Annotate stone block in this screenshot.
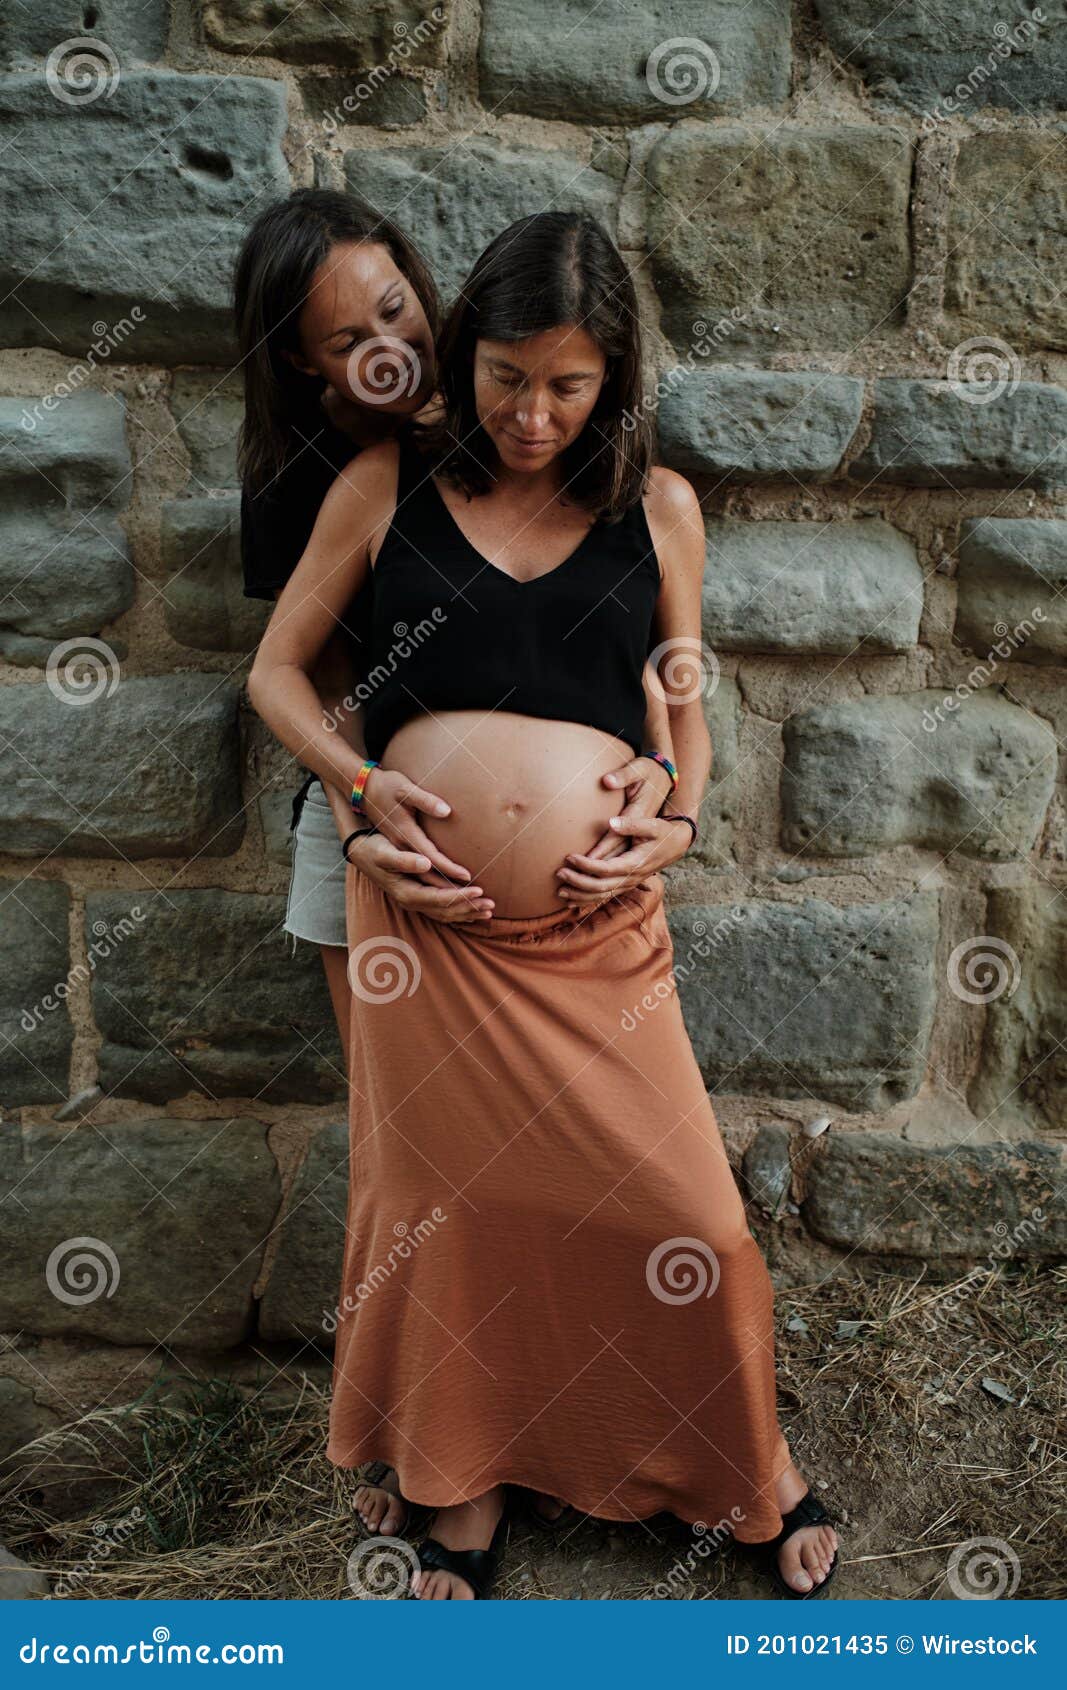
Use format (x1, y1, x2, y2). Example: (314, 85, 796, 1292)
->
(814, 1, 1067, 113)
(0, 0, 168, 64)
(88, 890, 345, 1102)
(945, 133, 1067, 350)
(646, 124, 912, 353)
(0, 72, 289, 363)
(259, 1120, 347, 1341)
(0, 1119, 279, 1347)
(803, 1131, 1066, 1257)
(970, 883, 1067, 1135)
(668, 892, 939, 1111)
(657, 367, 864, 481)
(161, 495, 270, 651)
(202, 0, 449, 67)
(853, 379, 1067, 490)
(170, 371, 244, 490)
(0, 394, 134, 665)
(956, 517, 1067, 666)
(703, 519, 922, 653)
(480, 0, 790, 121)
(0, 676, 244, 858)
(0, 880, 74, 1108)
(781, 689, 1057, 859)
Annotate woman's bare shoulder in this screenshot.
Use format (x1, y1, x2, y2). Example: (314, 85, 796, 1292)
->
(644, 464, 702, 525)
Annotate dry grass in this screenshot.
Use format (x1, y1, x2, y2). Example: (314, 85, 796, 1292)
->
(2, 1263, 1063, 1601)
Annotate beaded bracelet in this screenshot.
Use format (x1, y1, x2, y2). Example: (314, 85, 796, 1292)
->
(661, 811, 698, 849)
(341, 825, 378, 864)
(641, 749, 678, 791)
(350, 757, 379, 813)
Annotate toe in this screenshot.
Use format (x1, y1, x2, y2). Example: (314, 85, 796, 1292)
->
(779, 1541, 813, 1593)
(381, 1494, 405, 1537)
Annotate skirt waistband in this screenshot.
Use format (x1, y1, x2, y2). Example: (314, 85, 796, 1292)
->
(454, 873, 665, 945)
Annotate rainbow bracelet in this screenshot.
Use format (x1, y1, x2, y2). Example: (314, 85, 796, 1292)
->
(350, 758, 379, 813)
(643, 749, 678, 791)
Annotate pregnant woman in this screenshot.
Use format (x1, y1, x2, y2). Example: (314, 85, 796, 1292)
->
(236, 187, 677, 1063)
(248, 212, 839, 1601)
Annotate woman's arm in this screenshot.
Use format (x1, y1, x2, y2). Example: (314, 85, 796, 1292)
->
(248, 441, 481, 890)
(556, 467, 709, 901)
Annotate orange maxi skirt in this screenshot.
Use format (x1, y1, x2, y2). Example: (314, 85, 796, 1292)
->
(326, 866, 791, 1540)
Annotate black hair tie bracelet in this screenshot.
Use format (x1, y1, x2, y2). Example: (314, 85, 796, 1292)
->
(342, 824, 378, 864)
(661, 811, 698, 849)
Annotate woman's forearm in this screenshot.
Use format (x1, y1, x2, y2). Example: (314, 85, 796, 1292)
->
(641, 657, 675, 763)
(667, 702, 711, 824)
(249, 660, 371, 807)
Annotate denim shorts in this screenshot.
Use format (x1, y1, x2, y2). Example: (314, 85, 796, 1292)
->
(284, 777, 348, 950)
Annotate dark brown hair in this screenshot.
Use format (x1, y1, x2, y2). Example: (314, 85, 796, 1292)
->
(417, 211, 654, 521)
(233, 188, 440, 493)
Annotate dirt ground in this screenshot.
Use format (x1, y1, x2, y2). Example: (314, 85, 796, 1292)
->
(2, 1263, 1063, 1601)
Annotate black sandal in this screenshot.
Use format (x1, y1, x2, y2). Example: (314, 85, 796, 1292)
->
(745, 1490, 840, 1599)
(415, 1504, 510, 1599)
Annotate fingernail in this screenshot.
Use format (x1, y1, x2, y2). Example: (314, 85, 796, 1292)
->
(436, 803, 450, 815)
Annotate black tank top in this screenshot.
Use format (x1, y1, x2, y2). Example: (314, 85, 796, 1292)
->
(360, 438, 661, 764)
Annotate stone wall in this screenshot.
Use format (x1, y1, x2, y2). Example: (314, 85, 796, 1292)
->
(1, 1, 1065, 1447)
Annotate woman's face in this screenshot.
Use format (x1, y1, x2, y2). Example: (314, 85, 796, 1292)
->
(473, 324, 608, 475)
(284, 240, 435, 415)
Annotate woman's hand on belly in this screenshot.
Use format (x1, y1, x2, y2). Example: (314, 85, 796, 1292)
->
(556, 810, 692, 905)
(360, 764, 479, 887)
(346, 828, 497, 922)
(554, 750, 685, 904)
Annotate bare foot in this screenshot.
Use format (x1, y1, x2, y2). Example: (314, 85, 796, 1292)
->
(412, 1485, 506, 1600)
(774, 1461, 838, 1594)
(353, 1466, 407, 1537)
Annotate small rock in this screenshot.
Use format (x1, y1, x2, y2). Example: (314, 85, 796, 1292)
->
(53, 1085, 104, 1123)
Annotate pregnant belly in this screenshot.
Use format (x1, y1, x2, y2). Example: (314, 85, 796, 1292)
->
(381, 710, 632, 918)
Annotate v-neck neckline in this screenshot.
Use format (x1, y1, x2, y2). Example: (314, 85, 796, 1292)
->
(426, 466, 602, 588)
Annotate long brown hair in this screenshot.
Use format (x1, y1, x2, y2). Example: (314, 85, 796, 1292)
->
(417, 211, 654, 521)
(233, 188, 440, 493)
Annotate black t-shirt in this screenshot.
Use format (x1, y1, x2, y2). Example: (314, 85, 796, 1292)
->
(240, 410, 375, 656)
